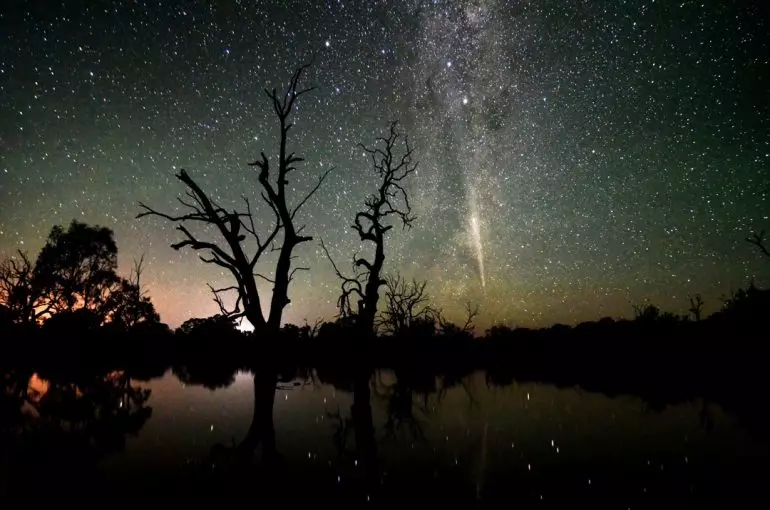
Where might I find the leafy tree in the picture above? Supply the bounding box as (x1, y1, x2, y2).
(716, 282, 770, 324)
(41, 308, 103, 337)
(1, 222, 162, 330)
(177, 314, 239, 338)
(33, 220, 119, 317)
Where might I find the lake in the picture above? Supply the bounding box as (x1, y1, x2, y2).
(1, 368, 767, 507)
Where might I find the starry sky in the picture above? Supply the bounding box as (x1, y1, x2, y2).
(1, 0, 768, 330)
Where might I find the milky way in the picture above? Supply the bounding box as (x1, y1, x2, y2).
(0, 1, 768, 329)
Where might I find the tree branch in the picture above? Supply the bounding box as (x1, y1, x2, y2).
(291, 167, 333, 220)
(747, 230, 770, 257)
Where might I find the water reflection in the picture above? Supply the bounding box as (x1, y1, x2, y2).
(1, 366, 767, 506)
(1, 369, 151, 498)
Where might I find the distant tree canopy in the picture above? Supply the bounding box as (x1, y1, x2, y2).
(714, 282, 770, 325)
(0, 220, 160, 331)
(177, 314, 240, 339)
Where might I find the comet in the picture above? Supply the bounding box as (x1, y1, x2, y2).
(468, 188, 486, 291)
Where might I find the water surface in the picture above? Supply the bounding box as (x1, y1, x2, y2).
(2, 369, 766, 507)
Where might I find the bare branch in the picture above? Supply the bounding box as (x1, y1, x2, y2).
(291, 167, 333, 220)
(378, 273, 437, 336)
(688, 294, 704, 321)
(255, 273, 276, 284)
(461, 301, 479, 333)
(289, 266, 310, 281)
(207, 283, 246, 320)
(747, 230, 770, 257)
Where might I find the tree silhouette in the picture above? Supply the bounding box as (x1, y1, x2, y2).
(177, 314, 239, 338)
(138, 64, 331, 337)
(0, 250, 41, 325)
(0, 222, 162, 331)
(323, 121, 417, 335)
(717, 282, 770, 323)
(104, 256, 160, 330)
(33, 220, 119, 317)
(688, 294, 704, 321)
(378, 273, 437, 336)
(438, 301, 480, 338)
(0, 221, 121, 324)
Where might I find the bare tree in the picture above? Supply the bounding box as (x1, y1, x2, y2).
(688, 294, 704, 321)
(746, 230, 770, 258)
(323, 121, 417, 335)
(138, 64, 330, 337)
(438, 301, 479, 337)
(105, 254, 161, 328)
(0, 251, 45, 324)
(458, 301, 480, 334)
(378, 273, 438, 336)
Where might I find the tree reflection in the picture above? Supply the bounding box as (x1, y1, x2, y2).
(172, 362, 239, 391)
(236, 369, 279, 464)
(0, 369, 152, 496)
(351, 368, 378, 476)
(375, 371, 429, 442)
(208, 369, 296, 471)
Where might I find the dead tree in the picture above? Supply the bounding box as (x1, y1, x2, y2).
(0, 250, 46, 324)
(456, 301, 480, 334)
(688, 294, 704, 321)
(438, 301, 479, 337)
(322, 121, 417, 336)
(378, 273, 437, 336)
(746, 230, 770, 258)
(138, 64, 330, 337)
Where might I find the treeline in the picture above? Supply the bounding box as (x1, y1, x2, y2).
(2, 220, 769, 370)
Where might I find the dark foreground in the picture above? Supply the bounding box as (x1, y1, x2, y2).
(2, 357, 768, 508)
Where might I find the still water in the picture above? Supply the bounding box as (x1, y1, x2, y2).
(2, 369, 767, 507)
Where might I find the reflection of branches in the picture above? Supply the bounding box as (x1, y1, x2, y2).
(327, 406, 356, 458)
(383, 386, 425, 442)
(459, 377, 480, 413)
(372, 371, 441, 443)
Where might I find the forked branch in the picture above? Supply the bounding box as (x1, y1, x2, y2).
(746, 230, 770, 258)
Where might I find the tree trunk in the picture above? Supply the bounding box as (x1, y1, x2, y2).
(238, 369, 278, 464)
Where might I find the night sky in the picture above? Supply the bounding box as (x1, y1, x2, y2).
(1, 0, 768, 329)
